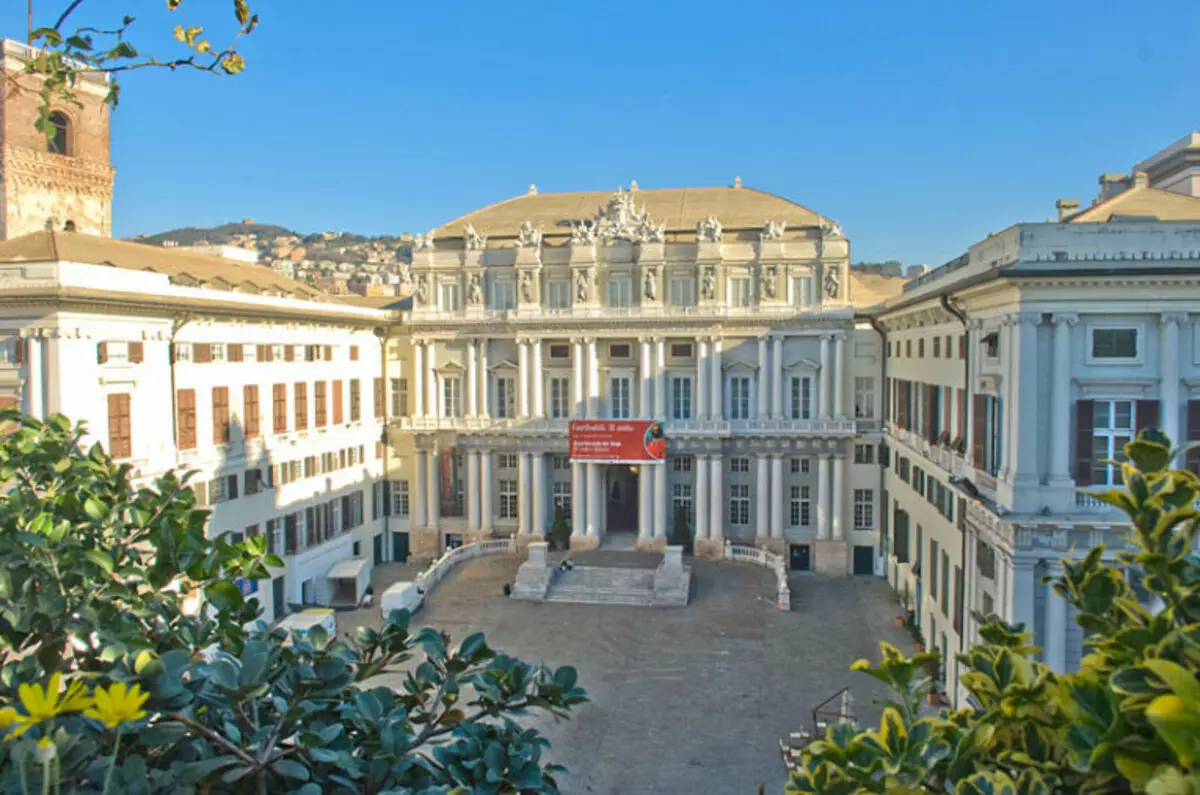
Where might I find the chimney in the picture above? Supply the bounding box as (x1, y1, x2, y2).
(1055, 198, 1081, 221)
(1098, 172, 1131, 201)
(1132, 170, 1150, 188)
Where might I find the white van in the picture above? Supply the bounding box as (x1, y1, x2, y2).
(277, 609, 337, 646)
(380, 581, 424, 619)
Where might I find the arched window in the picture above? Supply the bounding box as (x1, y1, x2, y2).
(63, 220, 77, 232)
(47, 111, 71, 156)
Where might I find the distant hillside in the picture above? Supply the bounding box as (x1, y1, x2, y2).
(133, 222, 300, 247)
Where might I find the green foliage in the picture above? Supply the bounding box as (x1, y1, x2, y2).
(549, 504, 570, 552)
(670, 505, 691, 549)
(0, 411, 587, 793)
(789, 429, 1200, 795)
(11, 1, 258, 139)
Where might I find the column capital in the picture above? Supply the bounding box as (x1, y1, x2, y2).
(1050, 312, 1078, 327)
(1163, 311, 1190, 327)
(819, 332, 834, 343)
(1004, 312, 1042, 327)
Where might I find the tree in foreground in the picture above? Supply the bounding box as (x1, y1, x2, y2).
(789, 429, 1200, 795)
(0, 412, 587, 793)
(549, 505, 570, 552)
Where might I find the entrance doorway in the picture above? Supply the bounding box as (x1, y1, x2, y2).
(605, 465, 639, 533)
(373, 534, 384, 566)
(272, 576, 286, 620)
(391, 532, 409, 563)
(852, 545, 874, 575)
(789, 544, 812, 571)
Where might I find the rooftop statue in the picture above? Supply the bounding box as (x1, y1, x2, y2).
(763, 219, 786, 240)
(819, 217, 843, 238)
(592, 187, 667, 244)
(569, 219, 597, 244)
(463, 223, 487, 251)
(516, 221, 543, 248)
(697, 215, 723, 243)
(412, 230, 436, 251)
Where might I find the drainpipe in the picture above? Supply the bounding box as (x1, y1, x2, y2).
(866, 315, 889, 575)
(376, 326, 391, 554)
(940, 292, 973, 691)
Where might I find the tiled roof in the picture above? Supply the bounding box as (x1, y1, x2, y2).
(1069, 185, 1200, 223)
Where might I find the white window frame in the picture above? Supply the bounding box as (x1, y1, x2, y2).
(854, 377, 876, 419)
(499, 479, 519, 519)
(610, 376, 631, 419)
(729, 277, 751, 307)
(790, 376, 813, 420)
(668, 277, 695, 307)
(391, 480, 409, 517)
(790, 485, 811, 527)
(672, 482, 694, 524)
(439, 282, 461, 312)
(854, 444, 875, 465)
(606, 278, 632, 308)
(498, 453, 518, 470)
(730, 483, 750, 526)
(671, 376, 693, 420)
(549, 376, 570, 419)
(442, 377, 462, 418)
(494, 376, 517, 418)
(1091, 399, 1135, 486)
(853, 489, 875, 529)
(491, 279, 516, 310)
(547, 280, 570, 309)
(391, 377, 408, 417)
(790, 457, 810, 474)
(552, 481, 572, 514)
(730, 457, 750, 473)
(671, 456, 693, 472)
(791, 274, 814, 308)
(728, 375, 752, 420)
(1087, 323, 1142, 365)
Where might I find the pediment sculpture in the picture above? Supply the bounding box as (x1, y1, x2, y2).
(701, 266, 716, 300)
(763, 265, 777, 299)
(467, 273, 482, 305)
(824, 267, 840, 299)
(569, 219, 597, 244)
(463, 223, 487, 251)
(696, 215, 723, 243)
(644, 268, 657, 301)
(413, 230, 436, 251)
(763, 220, 786, 240)
(819, 217, 843, 238)
(572, 187, 665, 244)
(520, 270, 535, 303)
(516, 221, 543, 248)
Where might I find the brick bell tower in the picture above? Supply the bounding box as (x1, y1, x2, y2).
(0, 38, 115, 240)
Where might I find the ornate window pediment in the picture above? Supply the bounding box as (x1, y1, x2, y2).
(433, 360, 466, 375)
(488, 358, 519, 372)
(722, 360, 759, 374)
(784, 357, 819, 373)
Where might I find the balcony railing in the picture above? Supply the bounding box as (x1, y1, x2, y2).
(393, 415, 856, 436)
(409, 301, 853, 325)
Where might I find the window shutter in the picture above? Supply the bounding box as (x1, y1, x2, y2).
(1075, 399, 1094, 485)
(332, 380, 344, 424)
(128, 341, 144, 363)
(229, 344, 244, 363)
(13, 339, 24, 365)
(285, 345, 295, 362)
(956, 389, 967, 442)
(324, 344, 333, 360)
(177, 389, 197, 450)
(1135, 400, 1159, 434)
(972, 394, 986, 470)
(97, 342, 108, 364)
(1187, 400, 1200, 475)
(194, 343, 212, 363)
(350, 345, 359, 361)
(923, 384, 936, 443)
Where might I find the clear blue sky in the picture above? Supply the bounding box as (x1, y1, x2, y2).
(8, 0, 1200, 265)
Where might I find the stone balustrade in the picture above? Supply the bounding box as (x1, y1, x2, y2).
(724, 541, 791, 611)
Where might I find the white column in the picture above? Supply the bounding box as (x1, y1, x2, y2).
(414, 450, 428, 528)
(466, 340, 478, 416)
(477, 338, 490, 418)
(467, 450, 481, 530)
(1009, 315, 1040, 483)
(586, 338, 599, 418)
(654, 461, 667, 539)
(1043, 564, 1067, 673)
(709, 456, 724, 541)
(518, 340, 530, 418)
(573, 338, 585, 418)
(1010, 562, 1035, 633)
(425, 340, 438, 419)
(654, 338, 667, 419)
(770, 454, 784, 539)
(1162, 314, 1185, 449)
(413, 341, 425, 417)
(771, 336, 784, 419)
(832, 455, 846, 541)
(587, 463, 601, 537)
(24, 335, 43, 420)
(532, 453, 546, 535)
(755, 456, 770, 539)
(532, 340, 544, 418)
(834, 334, 846, 418)
(1051, 314, 1075, 480)
(696, 338, 709, 420)
(816, 454, 831, 540)
(818, 335, 831, 420)
(638, 466, 653, 541)
(695, 455, 710, 540)
(757, 338, 770, 420)
(517, 453, 531, 534)
(480, 451, 493, 533)
(1001, 319, 1017, 479)
(426, 448, 440, 529)
(640, 338, 652, 418)
(571, 462, 585, 537)
(710, 337, 723, 421)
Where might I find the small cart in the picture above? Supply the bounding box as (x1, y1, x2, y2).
(780, 687, 857, 773)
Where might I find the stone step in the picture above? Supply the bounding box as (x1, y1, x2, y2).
(544, 588, 656, 606)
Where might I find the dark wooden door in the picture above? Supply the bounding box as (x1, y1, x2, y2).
(853, 545, 875, 575)
(373, 533, 384, 566)
(392, 532, 409, 563)
(272, 576, 286, 620)
(789, 544, 811, 571)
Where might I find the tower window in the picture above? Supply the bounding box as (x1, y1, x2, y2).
(47, 111, 71, 156)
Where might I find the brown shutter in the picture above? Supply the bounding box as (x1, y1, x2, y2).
(374, 377, 385, 419)
(314, 381, 327, 427)
(1187, 400, 1200, 475)
(97, 342, 108, 364)
(332, 380, 344, 424)
(128, 341, 144, 363)
(972, 394, 987, 470)
(193, 343, 212, 363)
(294, 383, 308, 430)
(324, 344, 333, 361)
(273, 383, 287, 433)
(350, 345, 359, 362)
(923, 384, 936, 442)
(956, 388, 967, 442)
(1075, 399, 1094, 485)
(285, 345, 296, 363)
(244, 385, 260, 438)
(14, 339, 24, 365)
(177, 389, 197, 450)
(212, 386, 230, 444)
(229, 344, 244, 363)
(958, 335, 966, 360)
(1135, 400, 1160, 435)
(107, 393, 131, 459)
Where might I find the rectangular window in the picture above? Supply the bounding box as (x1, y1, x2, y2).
(672, 482, 694, 524)
(552, 454, 571, 470)
(610, 376, 631, 418)
(350, 378, 361, 422)
(983, 332, 999, 359)
(294, 383, 308, 430)
(392, 480, 409, 517)
(918, 339, 925, 358)
(941, 550, 951, 611)
(391, 378, 408, 417)
(790, 457, 810, 474)
(498, 453, 519, 470)
(729, 376, 752, 420)
(553, 481, 572, 515)
(854, 377, 875, 419)
(549, 344, 570, 359)
(374, 377, 385, 419)
(442, 377, 462, 417)
(730, 484, 750, 525)
(314, 381, 327, 428)
(129, 341, 144, 363)
(609, 343, 631, 359)
(730, 277, 751, 307)
(730, 457, 750, 473)
(231, 344, 246, 363)
(550, 377, 570, 419)
(670, 342, 693, 358)
(440, 282, 461, 311)
(212, 386, 230, 444)
(273, 384, 287, 434)
(671, 456, 693, 472)
(244, 468, 264, 496)
(495, 377, 516, 418)
(243, 385, 260, 438)
(792, 275, 813, 307)
(983, 395, 1002, 476)
(854, 443, 875, 464)
(853, 489, 874, 529)
(790, 376, 813, 420)
(193, 343, 213, 363)
(499, 479, 519, 519)
(491, 280, 516, 310)
(332, 380, 344, 425)
(97, 341, 108, 364)
(606, 278, 631, 308)
(671, 376, 693, 420)
(547, 281, 570, 308)
(790, 485, 811, 527)
(1092, 399, 1134, 485)
(669, 278, 695, 307)
(933, 337, 941, 358)
(107, 393, 131, 459)
(1091, 327, 1139, 361)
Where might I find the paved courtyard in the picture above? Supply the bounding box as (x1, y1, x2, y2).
(345, 555, 917, 795)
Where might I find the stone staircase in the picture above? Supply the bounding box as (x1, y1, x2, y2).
(543, 566, 657, 607)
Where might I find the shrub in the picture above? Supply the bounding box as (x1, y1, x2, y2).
(549, 504, 570, 551)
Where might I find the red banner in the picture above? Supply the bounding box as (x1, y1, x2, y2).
(569, 420, 665, 463)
